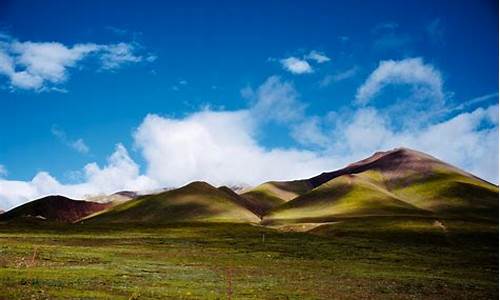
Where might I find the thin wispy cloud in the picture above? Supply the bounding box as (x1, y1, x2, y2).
(338, 36, 349, 42)
(320, 66, 359, 87)
(446, 92, 499, 114)
(99, 42, 143, 70)
(71, 139, 90, 154)
(304, 50, 330, 63)
(105, 26, 128, 36)
(51, 126, 90, 154)
(372, 21, 399, 34)
(426, 18, 445, 45)
(248, 76, 305, 123)
(372, 21, 413, 52)
(355, 58, 443, 105)
(171, 79, 188, 91)
(0, 165, 7, 177)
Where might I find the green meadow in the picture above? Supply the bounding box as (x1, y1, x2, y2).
(0, 217, 497, 299)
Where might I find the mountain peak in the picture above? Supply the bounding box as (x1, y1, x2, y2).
(307, 147, 443, 188)
(182, 181, 216, 190)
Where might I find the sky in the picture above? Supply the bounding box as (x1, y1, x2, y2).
(0, 0, 498, 209)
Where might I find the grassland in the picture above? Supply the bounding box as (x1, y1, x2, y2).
(0, 217, 497, 299)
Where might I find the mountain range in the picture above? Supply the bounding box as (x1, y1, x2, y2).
(1, 148, 498, 225)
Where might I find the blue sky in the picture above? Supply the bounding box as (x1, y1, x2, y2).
(0, 0, 498, 208)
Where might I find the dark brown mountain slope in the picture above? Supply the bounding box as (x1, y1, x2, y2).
(0, 196, 111, 223)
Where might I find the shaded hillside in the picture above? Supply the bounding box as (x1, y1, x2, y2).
(263, 171, 431, 224)
(0, 196, 111, 223)
(216, 186, 264, 217)
(239, 180, 313, 216)
(263, 148, 499, 224)
(84, 181, 260, 224)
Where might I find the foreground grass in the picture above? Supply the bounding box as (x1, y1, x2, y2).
(0, 217, 497, 299)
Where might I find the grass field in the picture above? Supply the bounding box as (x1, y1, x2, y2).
(0, 217, 497, 299)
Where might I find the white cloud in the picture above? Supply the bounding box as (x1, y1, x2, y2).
(249, 76, 305, 123)
(171, 80, 188, 91)
(291, 117, 330, 147)
(106, 26, 128, 36)
(0, 73, 497, 210)
(0, 165, 7, 177)
(280, 57, 313, 74)
(372, 22, 399, 33)
(146, 55, 158, 62)
(134, 111, 335, 188)
(71, 139, 90, 154)
(371, 22, 413, 52)
(355, 58, 444, 105)
(0, 34, 150, 91)
(12, 42, 98, 84)
(447, 92, 499, 114)
(99, 43, 142, 70)
(51, 127, 90, 154)
(339, 36, 349, 42)
(335, 107, 394, 153)
(320, 66, 359, 87)
(277, 50, 330, 74)
(304, 50, 330, 63)
(328, 104, 499, 183)
(81, 144, 156, 192)
(0, 144, 157, 210)
(427, 18, 445, 45)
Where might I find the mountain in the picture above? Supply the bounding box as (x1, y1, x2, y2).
(263, 148, 498, 224)
(83, 181, 260, 224)
(239, 181, 313, 216)
(2, 147, 497, 226)
(0, 196, 111, 223)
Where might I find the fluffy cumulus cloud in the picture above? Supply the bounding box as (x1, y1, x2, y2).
(0, 34, 149, 91)
(280, 57, 313, 74)
(0, 144, 156, 209)
(134, 111, 334, 188)
(0, 58, 498, 209)
(279, 50, 331, 74)
(326, 104, 499, 182)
